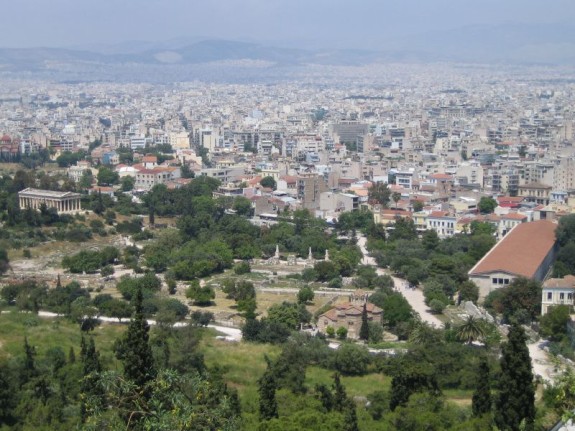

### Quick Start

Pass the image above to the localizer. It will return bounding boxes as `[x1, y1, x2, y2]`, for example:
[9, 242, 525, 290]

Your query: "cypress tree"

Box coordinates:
[343, 401, 359, 431]
[80, 337, 102, 422]
[332, 372, 348, 412]
[20, 337, 36, 386]
[472, 357, 492, 417]
[359, 302, 369, 341]
[315, 383, 334, 412]
[118, 287, 156, 388]
[258, 360, 278, 421]
[68, 346, 76, 364]
[495, 323, 535, 431]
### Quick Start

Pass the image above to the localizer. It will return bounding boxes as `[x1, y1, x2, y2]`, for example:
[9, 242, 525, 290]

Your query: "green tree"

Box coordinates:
[115, 288, 156, 388]
[267, 302, 310, 329]
[79, 169, 93, 189]
[334, 344, 370, 376]
[458, 281, 479, 304]
[472, 357, 492, 417]
[0, 248, 9, 275]
[313, 261, 339, 282]
[259, 359, 279, 421]
[368, 182, 391, 207]
[80, 336, 102, 421]
[389, 362, 440, 411]
[556, 213, 575, 247]
[297, 286, 314, 304]
[97, 166, 119, 186]
[185, 280, 215, 306]
[553, 242, 575, 277]
[455, 316, 486, 344]
[548, 369, 575, 422]
[478, 196, 497, 214]
[499, 277, 542, 323]
[120, 175, 135, 192]
[336, 326, 348, 340]
[391, 191, 402, 208]
[359, 303, 369, 341]
[422, 229, 440, 251]
[495, 323, 535, 431]
[260, 176, 277, 190]
[412, 200, 424, 212]
[540, 305, 571, 342]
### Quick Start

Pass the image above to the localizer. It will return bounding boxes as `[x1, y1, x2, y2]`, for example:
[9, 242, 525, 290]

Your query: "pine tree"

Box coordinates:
[258, 360, 278, 421]
[117, 287, 156, 388]
[495, 323, 535, 431]
[472, 357, 492, 417]
[359, 302, 369, 341]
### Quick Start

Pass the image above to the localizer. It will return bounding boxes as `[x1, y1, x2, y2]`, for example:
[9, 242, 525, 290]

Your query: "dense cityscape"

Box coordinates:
[1, 2, 575, 430]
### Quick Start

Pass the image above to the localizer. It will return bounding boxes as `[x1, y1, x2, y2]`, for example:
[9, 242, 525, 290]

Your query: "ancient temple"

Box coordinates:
[18, 188, 82, 213]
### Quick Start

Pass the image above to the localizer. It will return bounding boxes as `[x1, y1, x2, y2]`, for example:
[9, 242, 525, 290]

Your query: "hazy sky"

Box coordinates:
[2, 0, 574, 49]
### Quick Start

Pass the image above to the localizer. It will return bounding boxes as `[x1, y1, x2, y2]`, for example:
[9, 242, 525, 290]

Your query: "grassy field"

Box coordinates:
[0, 310, 126, 370]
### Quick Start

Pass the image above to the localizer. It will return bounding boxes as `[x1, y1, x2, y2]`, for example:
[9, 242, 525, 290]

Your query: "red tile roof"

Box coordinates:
[469, 220, 557, 278]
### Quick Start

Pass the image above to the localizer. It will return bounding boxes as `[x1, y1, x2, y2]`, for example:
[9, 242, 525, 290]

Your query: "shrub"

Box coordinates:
[336, 326, 348, 340]
[234, 261, 251, 275]
[429, 299, 446, 314]
[334, 343, 371, 375]
[100, 265, 115, 277]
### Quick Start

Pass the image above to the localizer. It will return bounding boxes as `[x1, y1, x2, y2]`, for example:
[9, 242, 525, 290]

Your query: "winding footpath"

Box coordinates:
[356, 235, 556, 382]
[37, 310, 242, 341]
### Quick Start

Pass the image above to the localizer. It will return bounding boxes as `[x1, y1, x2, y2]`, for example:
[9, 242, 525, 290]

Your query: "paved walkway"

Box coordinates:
[37, 310, 243, 341]
[356, 235, 560, 381]
[357, 235, 442, 327]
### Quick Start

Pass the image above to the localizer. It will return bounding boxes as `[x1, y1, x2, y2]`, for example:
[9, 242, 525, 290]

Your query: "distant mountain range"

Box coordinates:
[0, 23, 574, 78]
[0, 39, 441, 72]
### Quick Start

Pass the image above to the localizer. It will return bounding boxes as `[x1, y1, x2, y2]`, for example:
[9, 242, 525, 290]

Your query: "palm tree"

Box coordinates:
[455, 316, 486, 344]
[391, 192, 401, 209]
[409, 320, 442, 345]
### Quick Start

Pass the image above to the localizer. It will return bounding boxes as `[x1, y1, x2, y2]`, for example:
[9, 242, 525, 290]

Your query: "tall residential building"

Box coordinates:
[297, 173, 328, 210]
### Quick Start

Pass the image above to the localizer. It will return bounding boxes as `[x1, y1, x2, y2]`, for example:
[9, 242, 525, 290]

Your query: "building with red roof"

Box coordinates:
[468, 220, 557, 297]
[317, 290, 382, 339]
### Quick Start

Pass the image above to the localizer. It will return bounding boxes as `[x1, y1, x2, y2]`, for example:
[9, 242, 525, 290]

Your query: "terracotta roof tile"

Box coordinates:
[469, 220, 557, 278]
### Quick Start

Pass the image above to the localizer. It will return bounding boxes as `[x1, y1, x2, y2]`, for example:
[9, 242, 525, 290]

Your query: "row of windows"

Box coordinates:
[429, 221, 454, 227]
[546, 292, 574, 301]
[492, 278, 510, 285]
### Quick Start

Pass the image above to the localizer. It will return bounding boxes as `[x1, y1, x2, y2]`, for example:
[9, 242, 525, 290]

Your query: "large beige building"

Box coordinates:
[468, 220, 557, 298]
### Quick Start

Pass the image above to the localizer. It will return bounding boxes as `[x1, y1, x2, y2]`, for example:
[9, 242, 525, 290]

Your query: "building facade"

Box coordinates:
[18, 188, 82, 213]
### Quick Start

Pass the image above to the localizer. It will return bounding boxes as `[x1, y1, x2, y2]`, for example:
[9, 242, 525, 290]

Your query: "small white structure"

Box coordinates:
[542, 275, 575, 316]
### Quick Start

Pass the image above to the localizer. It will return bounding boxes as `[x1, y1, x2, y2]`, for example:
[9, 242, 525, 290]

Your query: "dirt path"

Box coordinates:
[357, 235, 442, 327]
